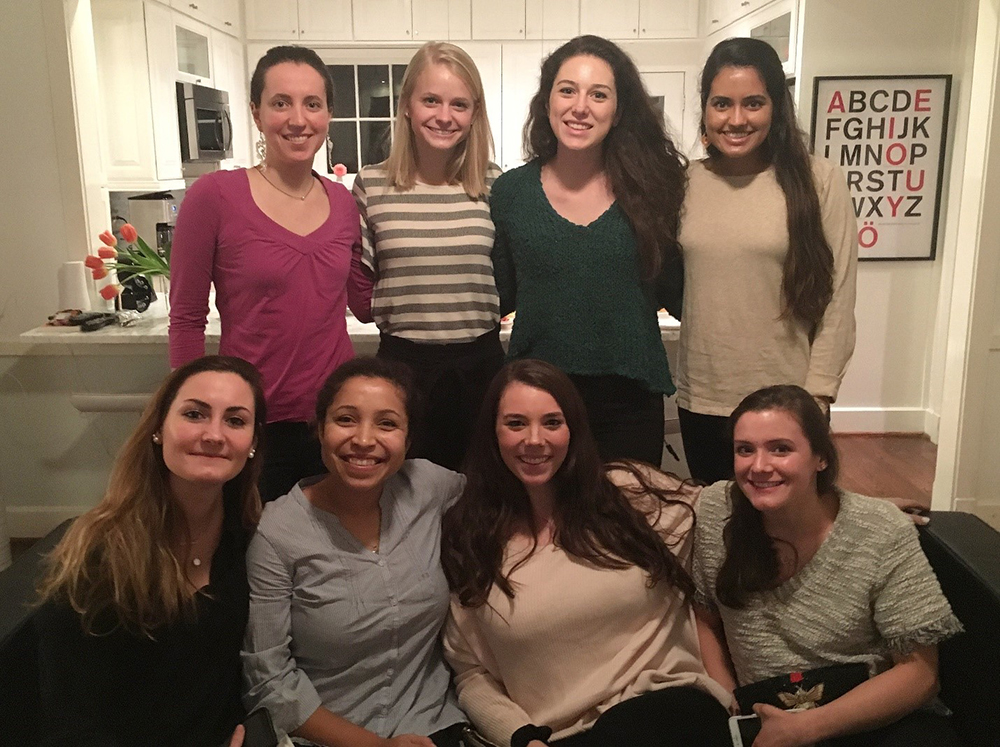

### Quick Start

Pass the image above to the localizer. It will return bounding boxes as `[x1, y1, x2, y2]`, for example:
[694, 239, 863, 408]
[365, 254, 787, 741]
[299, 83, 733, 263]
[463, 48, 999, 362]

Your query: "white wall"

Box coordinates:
[796, 0, 980, 435]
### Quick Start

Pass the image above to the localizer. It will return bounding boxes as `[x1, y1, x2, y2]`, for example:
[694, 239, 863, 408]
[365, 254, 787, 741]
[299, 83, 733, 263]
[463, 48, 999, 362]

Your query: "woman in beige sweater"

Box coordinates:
[441, 359, 731, 747]
[676, 38, 858, 484]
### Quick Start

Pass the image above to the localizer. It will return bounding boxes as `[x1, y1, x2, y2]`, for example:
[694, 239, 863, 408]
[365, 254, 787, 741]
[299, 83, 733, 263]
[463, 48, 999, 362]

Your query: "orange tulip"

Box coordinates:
[99, 284, 122, 300]
[84, 255, 104, 270]
[120, 223, 138, 243]
[97, 246, 118, 259]
[92, 266, 109, 280]
[99, 230, 116, 247]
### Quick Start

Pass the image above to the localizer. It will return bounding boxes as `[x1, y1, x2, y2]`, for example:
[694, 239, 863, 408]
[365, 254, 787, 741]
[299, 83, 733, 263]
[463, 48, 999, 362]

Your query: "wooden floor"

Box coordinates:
[834, 433, 936, 508]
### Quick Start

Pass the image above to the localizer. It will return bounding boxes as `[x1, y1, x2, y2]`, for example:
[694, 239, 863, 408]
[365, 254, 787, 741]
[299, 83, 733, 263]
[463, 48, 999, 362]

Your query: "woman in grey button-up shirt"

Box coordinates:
[242, 357, 467, 746]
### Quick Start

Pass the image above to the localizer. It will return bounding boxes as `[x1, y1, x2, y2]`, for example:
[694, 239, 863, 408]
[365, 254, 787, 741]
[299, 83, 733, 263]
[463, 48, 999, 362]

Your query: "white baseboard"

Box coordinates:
[830, 406, 927, 433]
[5, 506, 85, 538]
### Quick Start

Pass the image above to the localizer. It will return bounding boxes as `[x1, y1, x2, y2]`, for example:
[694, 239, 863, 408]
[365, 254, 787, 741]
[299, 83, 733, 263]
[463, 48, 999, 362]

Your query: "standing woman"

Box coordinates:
[490, 35, 686, 466]
[352, 42, 503, 471]
[170, 45, 372, 502]
[36, 356, 266, 747]
[676, 37, 858, 483]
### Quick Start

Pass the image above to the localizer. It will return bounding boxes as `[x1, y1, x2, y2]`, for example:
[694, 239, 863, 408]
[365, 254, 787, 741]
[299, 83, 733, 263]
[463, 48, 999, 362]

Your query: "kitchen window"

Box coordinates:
[326, 62, 408, 174]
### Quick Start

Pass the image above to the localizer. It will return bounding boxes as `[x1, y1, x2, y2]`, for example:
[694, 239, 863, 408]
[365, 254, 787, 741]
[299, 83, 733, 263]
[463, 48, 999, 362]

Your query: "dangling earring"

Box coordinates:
[326, 133, 334, 171]
[256, 131, 267, 169]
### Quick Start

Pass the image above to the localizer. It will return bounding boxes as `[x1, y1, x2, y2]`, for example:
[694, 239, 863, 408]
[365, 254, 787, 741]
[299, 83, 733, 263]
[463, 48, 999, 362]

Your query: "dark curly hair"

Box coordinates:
[699, 38, 834, 333]
[522, 35, 687, 281]
[442, 359, 695, 608]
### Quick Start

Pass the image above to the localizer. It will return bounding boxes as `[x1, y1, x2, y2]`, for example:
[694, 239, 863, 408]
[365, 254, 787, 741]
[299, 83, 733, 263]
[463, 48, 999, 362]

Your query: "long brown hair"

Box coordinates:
[522, 35, 687, 280]
[384, 42, 494, 198]
[699, 37, 834, 333]
[38, 356, 266, 637]
[442, 359, 695, 608]
[715, 385, 840, 608]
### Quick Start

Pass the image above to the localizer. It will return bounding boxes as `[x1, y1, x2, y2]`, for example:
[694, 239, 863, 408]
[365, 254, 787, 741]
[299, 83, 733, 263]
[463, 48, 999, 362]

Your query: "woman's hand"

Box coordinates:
[228, 724, 245, 747]
[381, 735, 436, 747]
[751, 704, 816, 747]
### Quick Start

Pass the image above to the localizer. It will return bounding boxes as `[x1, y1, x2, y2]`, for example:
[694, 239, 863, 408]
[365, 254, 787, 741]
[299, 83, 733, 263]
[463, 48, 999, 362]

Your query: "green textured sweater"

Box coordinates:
[490, 161, 675, 395]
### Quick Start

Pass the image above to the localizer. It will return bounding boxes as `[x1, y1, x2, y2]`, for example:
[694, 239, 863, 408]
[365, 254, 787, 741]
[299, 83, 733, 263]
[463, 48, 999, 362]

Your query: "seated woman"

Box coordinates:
[36, 355, 266, 747]
[242, 357, 467, 747]
[441, 359, 732, 747]
[693, 384, 963, 747]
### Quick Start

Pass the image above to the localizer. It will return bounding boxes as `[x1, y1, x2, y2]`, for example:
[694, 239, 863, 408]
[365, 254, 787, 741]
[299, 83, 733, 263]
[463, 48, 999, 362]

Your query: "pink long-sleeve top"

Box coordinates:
[169, 168, 373, 423]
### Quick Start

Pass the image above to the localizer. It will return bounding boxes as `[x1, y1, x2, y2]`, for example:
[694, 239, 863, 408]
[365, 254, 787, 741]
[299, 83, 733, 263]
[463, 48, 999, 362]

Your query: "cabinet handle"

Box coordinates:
[189, 2, 198, 7]
[224, 21, 231, 26]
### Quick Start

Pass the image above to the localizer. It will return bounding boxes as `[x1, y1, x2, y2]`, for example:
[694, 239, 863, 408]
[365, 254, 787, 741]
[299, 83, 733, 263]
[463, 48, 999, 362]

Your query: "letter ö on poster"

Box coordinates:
[811, 75, 952, 261]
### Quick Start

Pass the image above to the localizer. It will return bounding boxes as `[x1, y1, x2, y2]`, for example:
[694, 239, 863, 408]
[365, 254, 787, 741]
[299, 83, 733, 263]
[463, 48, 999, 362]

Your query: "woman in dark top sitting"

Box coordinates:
[35, 355, 266, 747]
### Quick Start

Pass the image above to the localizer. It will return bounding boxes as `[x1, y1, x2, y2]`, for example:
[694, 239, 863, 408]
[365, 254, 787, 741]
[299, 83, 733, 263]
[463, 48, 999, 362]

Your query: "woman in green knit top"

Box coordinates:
[490, 35, 687, 466]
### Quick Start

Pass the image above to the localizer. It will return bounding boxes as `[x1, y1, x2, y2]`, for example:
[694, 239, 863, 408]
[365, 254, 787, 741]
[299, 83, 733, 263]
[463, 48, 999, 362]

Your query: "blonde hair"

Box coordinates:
[38, 356, 266, 637]
[384, 42, 494, 198]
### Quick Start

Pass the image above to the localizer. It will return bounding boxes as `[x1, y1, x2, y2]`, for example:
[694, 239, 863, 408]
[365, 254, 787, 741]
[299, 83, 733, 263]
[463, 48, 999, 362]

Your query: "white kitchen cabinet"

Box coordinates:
[472, 0, 525, 40]
[525, 0, 578, 40]
[211, 29, 252, 168]
[355, 0, 412, 40]
[580, 0, 639, 38]
[412, 0, 450, 40]
[92, 0, 184, 189]
[448, 0, 472, 39]
[703, 0, 779, 35]
[299, 0, 353, 40]
[174, 15, 214, 85]
[640, 0, 698, 38]
[499, 40, 544, 170]
[169, 0, 243, 36]
[170, 0, 213, 27]
[245, 0, 299, 40]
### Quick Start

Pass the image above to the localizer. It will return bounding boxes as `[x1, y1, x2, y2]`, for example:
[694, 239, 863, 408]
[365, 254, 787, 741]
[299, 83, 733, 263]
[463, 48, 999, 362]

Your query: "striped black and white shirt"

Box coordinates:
[352, 162, 502, 343]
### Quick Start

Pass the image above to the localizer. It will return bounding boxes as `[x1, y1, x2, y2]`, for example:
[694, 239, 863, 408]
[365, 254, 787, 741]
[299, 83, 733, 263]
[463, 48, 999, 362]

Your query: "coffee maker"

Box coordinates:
[127, 192, 178, 253]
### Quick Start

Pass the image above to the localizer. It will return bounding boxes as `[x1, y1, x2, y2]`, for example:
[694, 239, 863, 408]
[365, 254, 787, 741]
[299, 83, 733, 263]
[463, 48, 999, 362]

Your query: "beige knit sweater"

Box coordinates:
[676, 157, 858, 416]
[442, 471, 731, 747]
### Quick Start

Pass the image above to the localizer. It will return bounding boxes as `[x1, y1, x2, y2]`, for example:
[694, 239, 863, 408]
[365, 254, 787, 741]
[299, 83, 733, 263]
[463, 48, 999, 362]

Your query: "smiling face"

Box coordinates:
[733, 408, 827, 515]
[319, 376, 409, 499]
[495, 382, 571, 499]
[703, 65, 773, 172]
[547, 54, 617, 154]
[406, 62, 475, 162]
[251, 61, 330, 167]
[158, 371, 257, 492]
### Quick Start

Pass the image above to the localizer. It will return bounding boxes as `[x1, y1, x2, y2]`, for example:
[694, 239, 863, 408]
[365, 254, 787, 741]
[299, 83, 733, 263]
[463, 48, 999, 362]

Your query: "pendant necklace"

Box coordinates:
[256, 163, 315, 201]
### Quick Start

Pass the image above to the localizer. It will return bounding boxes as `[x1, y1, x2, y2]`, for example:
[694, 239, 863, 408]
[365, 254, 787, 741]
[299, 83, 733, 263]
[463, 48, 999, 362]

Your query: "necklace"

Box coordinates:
[255, 164, 316, 201]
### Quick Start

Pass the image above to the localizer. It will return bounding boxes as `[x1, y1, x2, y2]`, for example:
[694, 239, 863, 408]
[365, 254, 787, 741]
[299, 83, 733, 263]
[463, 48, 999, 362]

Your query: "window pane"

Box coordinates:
[328, 65, 356, 119]
[328, 121, 359, 173]
[358, 65, 392, 119]
[361, 121, 392, 167]
[392, 64, 407, 115]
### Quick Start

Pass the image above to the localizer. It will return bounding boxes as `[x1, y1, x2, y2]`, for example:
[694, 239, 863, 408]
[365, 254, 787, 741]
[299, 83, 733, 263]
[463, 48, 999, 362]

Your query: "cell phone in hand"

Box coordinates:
[242, 708, 278, 747]
[728, 714, 761, 746]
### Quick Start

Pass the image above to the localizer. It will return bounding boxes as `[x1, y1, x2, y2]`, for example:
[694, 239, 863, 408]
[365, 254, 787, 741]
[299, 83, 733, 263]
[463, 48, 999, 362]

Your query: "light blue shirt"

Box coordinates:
[242, 459, 467, 738]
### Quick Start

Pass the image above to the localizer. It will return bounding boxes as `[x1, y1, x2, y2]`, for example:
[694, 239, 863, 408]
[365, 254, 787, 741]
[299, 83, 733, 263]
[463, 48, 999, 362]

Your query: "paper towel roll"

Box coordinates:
[58, 260, 92, 311]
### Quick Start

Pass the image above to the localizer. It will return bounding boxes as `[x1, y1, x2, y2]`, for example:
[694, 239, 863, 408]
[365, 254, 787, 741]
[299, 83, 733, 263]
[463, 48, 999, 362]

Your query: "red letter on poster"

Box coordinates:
[914, 89, 931, 112]
[828, 90, 845, 114]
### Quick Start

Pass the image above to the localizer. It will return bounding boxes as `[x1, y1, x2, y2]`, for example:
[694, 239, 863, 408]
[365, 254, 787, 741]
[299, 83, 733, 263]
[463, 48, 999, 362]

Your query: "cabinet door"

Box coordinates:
[525, 0, 578, 40]
[413, 0, 450, 40]
[471, 0, 525, 39]
[449, 0, 471, 39]
[213, 0, 243, 36]
[355, 0, 413, 40]
[640, 0, 697, 38]
[500, 40, 544, 170]
[299, 0, 353, 40]
[170, 0, 214, 28]
[174, 15, 214, 85]
[245, 0, 299, 40]
[580, 0, 639, 38]
[211, 30, 252, 168]
[703, 0, 740, 34]
[146, 3, 184, 180]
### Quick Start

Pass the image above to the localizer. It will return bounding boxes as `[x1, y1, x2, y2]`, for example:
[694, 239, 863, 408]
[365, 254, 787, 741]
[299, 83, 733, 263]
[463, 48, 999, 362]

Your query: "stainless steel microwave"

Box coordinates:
[176, 82, 233, 162]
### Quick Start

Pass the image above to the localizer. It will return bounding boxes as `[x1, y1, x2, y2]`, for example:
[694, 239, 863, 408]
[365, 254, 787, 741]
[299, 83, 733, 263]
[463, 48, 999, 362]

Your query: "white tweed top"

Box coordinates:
[692, 481, 963, 686]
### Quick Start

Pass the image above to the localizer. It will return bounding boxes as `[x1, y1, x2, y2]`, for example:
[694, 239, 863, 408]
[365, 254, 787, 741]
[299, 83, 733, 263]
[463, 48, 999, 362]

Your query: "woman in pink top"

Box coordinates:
[170, 46, 371, 502]
[441, 360, 731, 747]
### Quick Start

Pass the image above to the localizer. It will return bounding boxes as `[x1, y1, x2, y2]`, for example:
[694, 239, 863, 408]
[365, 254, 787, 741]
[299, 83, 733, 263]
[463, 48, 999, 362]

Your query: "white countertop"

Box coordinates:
[13, 298, 680, 354]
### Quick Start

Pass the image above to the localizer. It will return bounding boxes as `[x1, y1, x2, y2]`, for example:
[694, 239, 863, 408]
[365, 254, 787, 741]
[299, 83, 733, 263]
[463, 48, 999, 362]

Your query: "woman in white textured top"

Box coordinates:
[441, 359, 731, 747]
[677, 37, 858, 484]
[693, 384, 962, 747]
[352, 42, 503, 471]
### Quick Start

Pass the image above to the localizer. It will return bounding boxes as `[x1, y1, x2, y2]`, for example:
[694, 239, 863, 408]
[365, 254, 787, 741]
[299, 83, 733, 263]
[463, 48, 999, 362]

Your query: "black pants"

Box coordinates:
[677, 407, 733, 485]
[820, 710, 961, 747]
[378, 327, 505, 472]
[549, 687, 731, 747]
[570, 374, 665, 466]
[258, 420, 326, 503]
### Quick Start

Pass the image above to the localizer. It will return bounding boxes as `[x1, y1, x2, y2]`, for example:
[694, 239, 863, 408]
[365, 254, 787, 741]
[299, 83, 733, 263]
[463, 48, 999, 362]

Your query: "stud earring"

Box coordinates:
[700, 133, 709, 148]
[256, 131, 267, 168]
[152, 433, 162, 445]
[248, 448, 256, 460]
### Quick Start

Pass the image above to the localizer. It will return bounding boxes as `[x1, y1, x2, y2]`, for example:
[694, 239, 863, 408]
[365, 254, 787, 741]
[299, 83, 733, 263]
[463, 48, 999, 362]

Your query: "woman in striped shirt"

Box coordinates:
[352, 42, 503, 471]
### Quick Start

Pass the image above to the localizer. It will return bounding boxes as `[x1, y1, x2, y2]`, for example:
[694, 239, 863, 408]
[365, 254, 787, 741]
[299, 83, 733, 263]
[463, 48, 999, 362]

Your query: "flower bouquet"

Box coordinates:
[85, 223, 169, 302]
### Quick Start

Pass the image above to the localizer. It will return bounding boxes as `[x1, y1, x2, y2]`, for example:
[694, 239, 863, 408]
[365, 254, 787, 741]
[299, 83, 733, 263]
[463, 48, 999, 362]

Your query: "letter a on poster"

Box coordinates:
[810, 75, 952, 260]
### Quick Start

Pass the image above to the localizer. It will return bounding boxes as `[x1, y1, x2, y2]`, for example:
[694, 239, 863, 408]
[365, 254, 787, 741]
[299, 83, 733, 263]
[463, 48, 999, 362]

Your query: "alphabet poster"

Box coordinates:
[811, 75, 951, 260]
